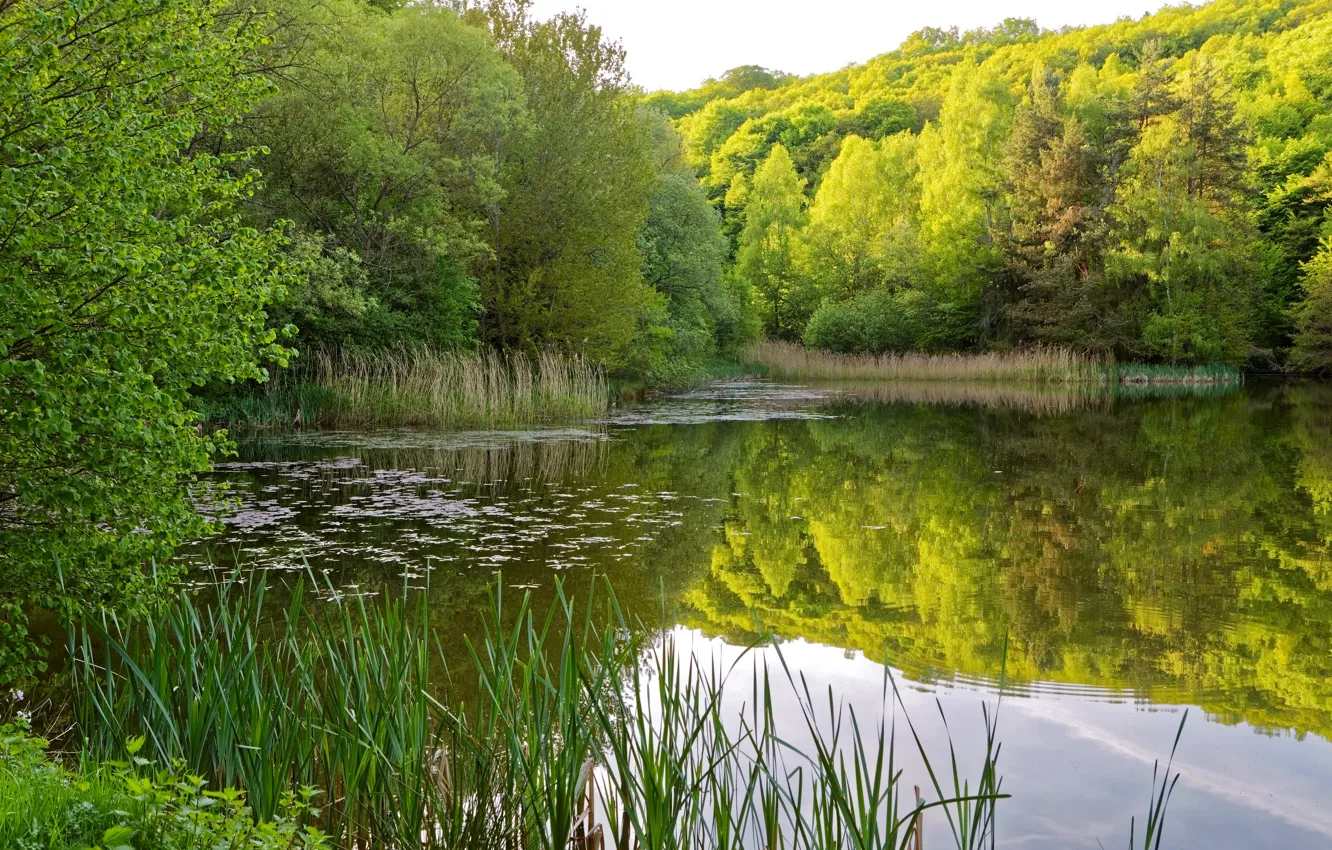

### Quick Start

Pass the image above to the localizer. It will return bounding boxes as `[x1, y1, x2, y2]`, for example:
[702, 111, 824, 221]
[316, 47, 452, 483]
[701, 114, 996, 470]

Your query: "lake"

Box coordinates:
[185, 379, 1332, 849]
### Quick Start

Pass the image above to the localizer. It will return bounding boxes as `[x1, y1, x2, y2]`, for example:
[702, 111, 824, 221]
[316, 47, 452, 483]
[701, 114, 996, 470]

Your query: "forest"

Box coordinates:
[204, 0, 1332, 377]
[652, 0, 1332, 369]
[6, 0, 1332, 683]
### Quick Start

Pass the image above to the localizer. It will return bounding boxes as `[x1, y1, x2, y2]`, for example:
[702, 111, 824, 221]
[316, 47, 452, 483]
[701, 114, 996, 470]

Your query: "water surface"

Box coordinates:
[187, 379, 1332, 849]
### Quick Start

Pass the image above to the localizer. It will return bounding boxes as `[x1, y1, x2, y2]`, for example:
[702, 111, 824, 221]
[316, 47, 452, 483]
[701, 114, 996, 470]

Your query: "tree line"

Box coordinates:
[241, 0, 740, 379]
[653, 0, 1332, 369]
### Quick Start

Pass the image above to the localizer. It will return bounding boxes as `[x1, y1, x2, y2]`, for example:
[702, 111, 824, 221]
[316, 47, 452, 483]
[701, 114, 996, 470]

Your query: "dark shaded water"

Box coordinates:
[186, 380, 1332, 849]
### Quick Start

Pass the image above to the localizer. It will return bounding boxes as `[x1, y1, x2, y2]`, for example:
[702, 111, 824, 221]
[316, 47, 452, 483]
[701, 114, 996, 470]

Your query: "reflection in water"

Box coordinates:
[188, 380, 1332, 849]
[808, 376, 1238, 416]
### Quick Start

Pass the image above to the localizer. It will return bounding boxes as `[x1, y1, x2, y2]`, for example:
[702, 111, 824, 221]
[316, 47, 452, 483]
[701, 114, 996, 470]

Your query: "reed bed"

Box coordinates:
[203, 348, 610, 430]
[749, 340, 1108, 384]
[748, 340, 1244, 388]
[70, 575, 1018, 850]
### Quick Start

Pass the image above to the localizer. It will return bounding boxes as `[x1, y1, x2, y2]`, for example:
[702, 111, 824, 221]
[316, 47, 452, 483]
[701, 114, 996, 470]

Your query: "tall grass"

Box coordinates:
[200, 347, 609, 430]
[70, 575, 1015, 850]
[748, 340, 1244, 387]
[749, 340, 1108, 384]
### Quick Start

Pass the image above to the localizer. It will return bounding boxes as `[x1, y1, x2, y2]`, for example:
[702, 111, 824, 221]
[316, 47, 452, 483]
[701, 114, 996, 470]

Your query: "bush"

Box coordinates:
[0, 723, 327, 850]
[803, 288, 935, 354]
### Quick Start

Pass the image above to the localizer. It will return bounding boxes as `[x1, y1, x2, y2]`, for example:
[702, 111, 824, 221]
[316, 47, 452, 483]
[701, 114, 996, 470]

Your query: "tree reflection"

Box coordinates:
[679, 385, 1332, 741]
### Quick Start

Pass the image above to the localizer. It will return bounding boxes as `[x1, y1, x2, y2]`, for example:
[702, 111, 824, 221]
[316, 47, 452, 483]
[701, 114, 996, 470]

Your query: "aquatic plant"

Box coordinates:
[1130, 711, 1187, 850]
[198, 347, 610, 430]
[71, 574, 1013, 850]
[1111, 362, 1243, 385]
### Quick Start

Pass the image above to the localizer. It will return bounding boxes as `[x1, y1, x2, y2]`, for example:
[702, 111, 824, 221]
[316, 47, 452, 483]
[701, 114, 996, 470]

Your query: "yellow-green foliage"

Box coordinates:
[658, 0, 1332, 366]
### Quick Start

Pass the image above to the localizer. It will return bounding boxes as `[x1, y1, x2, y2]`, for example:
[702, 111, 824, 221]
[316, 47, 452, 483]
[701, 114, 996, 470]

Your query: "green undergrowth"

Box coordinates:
[0, 722, 326, 850]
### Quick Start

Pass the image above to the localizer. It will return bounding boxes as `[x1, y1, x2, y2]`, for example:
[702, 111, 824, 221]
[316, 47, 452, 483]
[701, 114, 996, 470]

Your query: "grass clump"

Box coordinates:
[199, 347, 609, 430]
[62, 574, 1192, 850]
[69, 575, 1012, 850]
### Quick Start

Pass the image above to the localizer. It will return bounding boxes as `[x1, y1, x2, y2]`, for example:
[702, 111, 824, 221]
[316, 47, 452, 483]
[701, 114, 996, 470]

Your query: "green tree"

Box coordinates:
[638, 118, 740, 362]
[473, 4, 659, 367]
[1000, 70, 1125, 350]
[251, 3, 523, 348]
[803, 134, 919, 299]
[1108, 117, 1256, 365]
[915, 60, 1013, 344]
[0, 0, 293, 681]
[1291, 237, 1332, 371]
[677, 98, 751, 172]
[736, 145, 809, 337]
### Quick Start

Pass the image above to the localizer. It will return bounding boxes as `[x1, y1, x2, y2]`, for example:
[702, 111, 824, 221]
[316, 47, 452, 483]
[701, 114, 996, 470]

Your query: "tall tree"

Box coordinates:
[252, 3, 524, 348]
[915, 59, 1014, 344]
[470, 2, 658, 366]
[1292, 236, 1332, 371]
[736, 145, 809, 338]
[803, 134, 919, 300]
[0, 0, 293, 682]
[1107, 117, 1255, 364]
[1001, 69, 1125, 349]
[638, 116, 740, 362]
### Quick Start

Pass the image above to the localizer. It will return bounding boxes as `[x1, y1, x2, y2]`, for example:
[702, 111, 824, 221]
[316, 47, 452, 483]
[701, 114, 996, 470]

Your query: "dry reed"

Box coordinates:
[748, 340, 1109, 384]
[301, 347, 609, 429]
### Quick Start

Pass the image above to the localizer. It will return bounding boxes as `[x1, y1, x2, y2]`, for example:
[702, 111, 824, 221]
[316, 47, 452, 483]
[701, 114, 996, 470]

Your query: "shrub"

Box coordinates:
[803, 288, 935, 354]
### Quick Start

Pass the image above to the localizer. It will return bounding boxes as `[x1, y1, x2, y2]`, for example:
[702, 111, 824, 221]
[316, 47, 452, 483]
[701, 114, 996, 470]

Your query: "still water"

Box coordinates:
[187, 380, 1332, 849]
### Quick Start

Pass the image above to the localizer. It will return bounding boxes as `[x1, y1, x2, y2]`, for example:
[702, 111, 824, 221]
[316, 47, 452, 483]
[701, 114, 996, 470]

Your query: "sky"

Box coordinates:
[526, 0, 1174, 92]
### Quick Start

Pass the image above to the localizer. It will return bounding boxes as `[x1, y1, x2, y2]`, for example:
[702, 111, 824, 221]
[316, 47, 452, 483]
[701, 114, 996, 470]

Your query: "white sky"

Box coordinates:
[526, 0, 1174, 92]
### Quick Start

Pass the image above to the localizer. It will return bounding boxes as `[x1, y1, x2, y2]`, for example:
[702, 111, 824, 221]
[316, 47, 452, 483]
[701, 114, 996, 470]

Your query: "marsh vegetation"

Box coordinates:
[198, 348, 610, 431]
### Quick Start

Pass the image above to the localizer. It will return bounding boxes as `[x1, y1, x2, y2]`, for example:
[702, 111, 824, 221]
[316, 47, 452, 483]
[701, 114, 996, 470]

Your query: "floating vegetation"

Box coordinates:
[197, 347, 610, 430]
[183, 439, 668, 578]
